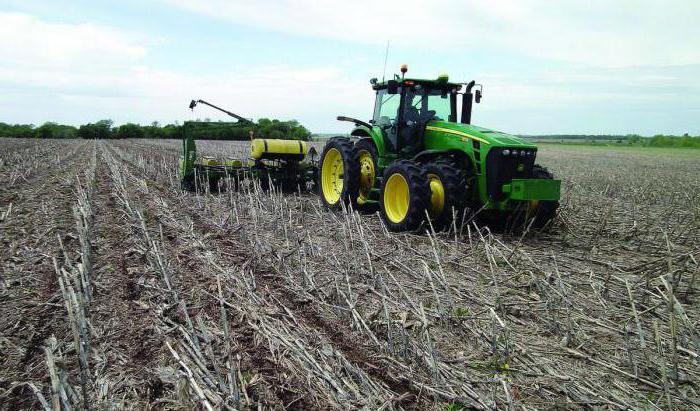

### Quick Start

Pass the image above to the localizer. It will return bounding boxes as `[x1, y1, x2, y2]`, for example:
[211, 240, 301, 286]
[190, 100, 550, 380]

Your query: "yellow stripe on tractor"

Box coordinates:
[425, 125, 491, 145]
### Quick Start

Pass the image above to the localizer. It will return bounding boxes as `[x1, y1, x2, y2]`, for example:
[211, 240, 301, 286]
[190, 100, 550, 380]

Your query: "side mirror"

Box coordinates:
[387, 80, 399, 94]
[475, 90, 482, 103]
[370, 77, 378, 86]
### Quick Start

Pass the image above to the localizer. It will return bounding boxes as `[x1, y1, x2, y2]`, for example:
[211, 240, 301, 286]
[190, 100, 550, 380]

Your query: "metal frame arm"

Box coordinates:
[189, 99, 255, 125]
[337, 115, 373, 130]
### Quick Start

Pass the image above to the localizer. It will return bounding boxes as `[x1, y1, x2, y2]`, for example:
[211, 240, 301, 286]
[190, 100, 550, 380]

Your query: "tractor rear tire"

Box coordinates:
[319, 137, 359, 209]
[529, 165, 559, 229]
[380, 160, 431, 232]
[424, 159, 468, 231]
[352, 138, 378, 211]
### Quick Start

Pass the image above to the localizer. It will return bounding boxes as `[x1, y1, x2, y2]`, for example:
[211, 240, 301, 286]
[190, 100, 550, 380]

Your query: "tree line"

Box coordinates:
[626, 134, 700, 148]
[523, 134, 700, 148]
[0, 118, 312, 141]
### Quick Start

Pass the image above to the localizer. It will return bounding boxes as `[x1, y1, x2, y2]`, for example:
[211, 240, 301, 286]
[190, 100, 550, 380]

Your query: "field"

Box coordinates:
[1, 138, 698, 409]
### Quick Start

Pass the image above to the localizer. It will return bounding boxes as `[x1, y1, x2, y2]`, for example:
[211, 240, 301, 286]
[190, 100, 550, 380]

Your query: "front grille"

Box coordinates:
[485, 148, 536, 200]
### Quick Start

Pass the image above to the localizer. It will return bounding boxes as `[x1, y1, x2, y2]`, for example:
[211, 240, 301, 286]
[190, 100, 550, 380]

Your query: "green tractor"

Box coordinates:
[319, 65, 560, 232]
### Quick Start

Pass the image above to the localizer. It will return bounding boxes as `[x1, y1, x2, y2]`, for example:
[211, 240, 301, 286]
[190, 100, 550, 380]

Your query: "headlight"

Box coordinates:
[502, 149, 510, 156]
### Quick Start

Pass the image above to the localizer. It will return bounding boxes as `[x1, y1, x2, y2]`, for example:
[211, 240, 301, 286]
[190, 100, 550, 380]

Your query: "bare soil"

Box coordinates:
[1, 138, 698, 410]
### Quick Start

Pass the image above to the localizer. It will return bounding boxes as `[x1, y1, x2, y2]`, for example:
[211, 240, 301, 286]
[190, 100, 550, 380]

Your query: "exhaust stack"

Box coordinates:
[461, 80, 475, 124]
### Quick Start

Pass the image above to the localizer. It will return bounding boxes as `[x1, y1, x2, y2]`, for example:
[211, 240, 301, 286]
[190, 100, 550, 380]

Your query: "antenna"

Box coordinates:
[382, 40, 390, 82]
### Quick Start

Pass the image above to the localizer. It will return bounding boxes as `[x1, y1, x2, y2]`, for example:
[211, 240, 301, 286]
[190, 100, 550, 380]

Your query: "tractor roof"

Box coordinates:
[372, 74, 462, 91]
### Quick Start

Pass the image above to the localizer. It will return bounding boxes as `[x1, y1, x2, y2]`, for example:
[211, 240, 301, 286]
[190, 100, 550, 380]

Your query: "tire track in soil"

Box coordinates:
[106, 142, 428, 408]
[0, 140, 91, 408]
[187, 214, 423, 408]
[67, 139, 700, 405]
[149, 221, 308, 409]
[0, 140, 85, 195]
[102, 143, 303, 408]
[87, 151, 172, 406]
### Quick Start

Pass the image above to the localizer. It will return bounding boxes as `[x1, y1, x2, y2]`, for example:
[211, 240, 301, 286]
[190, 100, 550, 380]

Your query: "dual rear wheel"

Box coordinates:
[319, 137, 466, 232]
[380, 160, 432, 231]
[353, 138, 378, 207]
[319, 137, 358, 208]
[380, 159, 466, 232]
[319, 137, 378, 211]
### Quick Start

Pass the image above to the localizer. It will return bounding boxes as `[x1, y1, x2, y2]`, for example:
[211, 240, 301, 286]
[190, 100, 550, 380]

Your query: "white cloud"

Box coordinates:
[163, 0, 700, 67]
[0, 12, 368, 130]
[0, 8, 697, 135]
[0, 13, 147, 69]
[481, 64, 700, 109]
[471, 63, 700, 134]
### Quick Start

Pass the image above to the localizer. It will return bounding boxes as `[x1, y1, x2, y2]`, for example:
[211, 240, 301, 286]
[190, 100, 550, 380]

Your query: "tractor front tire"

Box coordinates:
[424, 159, 468, 231]
[529, 165, 559, 229]
[352, 138, 378, 211]
[319, 137, 359, 209]
[380, 160, 431, 232]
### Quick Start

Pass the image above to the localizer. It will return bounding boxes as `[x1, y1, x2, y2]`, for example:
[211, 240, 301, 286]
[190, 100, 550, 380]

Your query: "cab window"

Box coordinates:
[373, 89, 401, 127]
[404, 87, 451, 122]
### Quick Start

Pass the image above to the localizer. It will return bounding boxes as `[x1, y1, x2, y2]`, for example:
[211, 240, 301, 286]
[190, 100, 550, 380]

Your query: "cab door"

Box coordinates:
[372, 88, 402, 152]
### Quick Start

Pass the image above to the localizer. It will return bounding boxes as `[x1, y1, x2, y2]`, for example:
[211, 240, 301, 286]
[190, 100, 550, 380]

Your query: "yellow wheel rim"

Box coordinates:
[384, 173, 410, 223]
[527, 200, 540, 215]
[357, 150, 375, 204]
[427, 173, 445, 218]
[321, 148, 344, 204]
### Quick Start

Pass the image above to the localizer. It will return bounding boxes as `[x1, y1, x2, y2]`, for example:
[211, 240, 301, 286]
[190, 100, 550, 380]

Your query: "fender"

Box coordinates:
[337, 115, 372, 129]
[338, 115, 387, 157]
[412, 149, 475, 174]
[349, 125, 386, 158]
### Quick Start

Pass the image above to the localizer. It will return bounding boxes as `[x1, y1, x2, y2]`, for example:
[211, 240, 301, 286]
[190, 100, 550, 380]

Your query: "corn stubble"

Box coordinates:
[0, 138, 698, 409]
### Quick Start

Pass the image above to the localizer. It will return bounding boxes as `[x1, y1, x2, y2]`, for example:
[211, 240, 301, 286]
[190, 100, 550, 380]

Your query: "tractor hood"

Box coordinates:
[425, 120, 536, 148]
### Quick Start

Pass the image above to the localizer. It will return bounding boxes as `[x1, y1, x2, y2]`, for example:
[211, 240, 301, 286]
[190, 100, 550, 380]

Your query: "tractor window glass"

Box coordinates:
[404, 88, 451, 122]
[373, 89, 401, 127]
[426, 93, 451, 121]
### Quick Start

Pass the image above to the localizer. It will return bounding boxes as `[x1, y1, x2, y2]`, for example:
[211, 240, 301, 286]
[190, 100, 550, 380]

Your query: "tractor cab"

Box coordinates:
[371, 68, 470, 156]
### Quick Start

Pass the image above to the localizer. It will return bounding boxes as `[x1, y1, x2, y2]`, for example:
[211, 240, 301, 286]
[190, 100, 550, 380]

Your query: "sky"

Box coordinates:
[0, 0, 699, 135]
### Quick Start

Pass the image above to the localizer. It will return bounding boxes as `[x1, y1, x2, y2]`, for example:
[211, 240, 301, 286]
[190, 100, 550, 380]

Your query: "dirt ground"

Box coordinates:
[1, 138, 698, 410]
